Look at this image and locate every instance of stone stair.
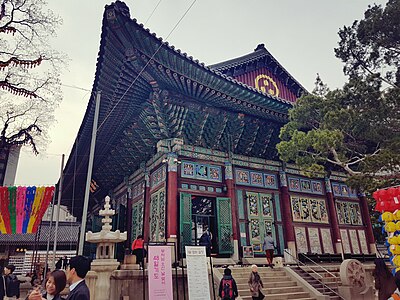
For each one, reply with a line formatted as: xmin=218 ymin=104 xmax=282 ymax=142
xmin=224 ymin=267 xmax=316 ymax=300
xmin=290 ymin=265 xmax=342 ymax=300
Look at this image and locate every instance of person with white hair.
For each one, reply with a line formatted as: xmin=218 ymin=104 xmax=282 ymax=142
xmin=248 ymin=265 xmax=264 ymax=300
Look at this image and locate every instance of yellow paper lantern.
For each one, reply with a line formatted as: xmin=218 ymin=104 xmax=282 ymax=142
xmin=386 ymin=222 xmax=397 ymax=233
xmin=383 ymin=212 xmax=395 ymax=222
xmin=393 ymin=255 xmax=400 ymax=267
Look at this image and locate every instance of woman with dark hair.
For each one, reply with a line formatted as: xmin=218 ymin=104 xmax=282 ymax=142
xmin=131 ymin=235 xmax=146 ymax=268
xmin=27 ymin=269 xmax=67 ymax=300
xmin=373 ymin=258 xmax=396 ymax=300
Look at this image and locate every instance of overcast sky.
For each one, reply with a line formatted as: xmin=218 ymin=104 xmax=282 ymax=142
xmin=14 ymin=0 xmax=387 ymax=186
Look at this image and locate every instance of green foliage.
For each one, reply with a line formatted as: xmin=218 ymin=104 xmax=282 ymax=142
xmin=335 ymin=0 xmax=400 ymax=88
xmin=277 ymin=0 xmax=400 ymax=192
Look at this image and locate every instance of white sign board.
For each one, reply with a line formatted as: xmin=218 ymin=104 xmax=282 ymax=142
xmin=185 ymin=246 xmax=211 ymax=300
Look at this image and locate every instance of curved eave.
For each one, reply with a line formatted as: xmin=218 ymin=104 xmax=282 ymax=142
xmin=105 ymin=3 xmax=293 ymax=115
xmin=60 ymin=1 xmax=295 ymax=216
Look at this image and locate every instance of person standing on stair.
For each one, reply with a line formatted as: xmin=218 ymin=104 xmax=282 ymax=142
xmin=248 ymin=265 xmax=264 ymax=300
xmin=199 ymin=227 xmax=213 ymax=257
xmin=262 ymin=231 xmax=275 ymax=268
xmin=218 ymin=267 xmax=238 ymax=300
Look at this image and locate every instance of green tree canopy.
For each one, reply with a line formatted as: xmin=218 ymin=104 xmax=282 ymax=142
xmin=277 ymin=0 xmax=400 ymax=191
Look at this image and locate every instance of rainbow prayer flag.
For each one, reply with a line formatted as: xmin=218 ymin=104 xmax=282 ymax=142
xmin=0 ymin=186 xmax=55 ymax=234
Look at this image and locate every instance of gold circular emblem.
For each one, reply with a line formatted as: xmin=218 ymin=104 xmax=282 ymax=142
xmin=255 ymin=74 xmax=280 ymax=97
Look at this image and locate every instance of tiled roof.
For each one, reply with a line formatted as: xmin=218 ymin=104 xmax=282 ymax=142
xmin=60 ymin=1 xmax=302 ymax=215
xmin=0 ymin=221 xmax=80 ymax=246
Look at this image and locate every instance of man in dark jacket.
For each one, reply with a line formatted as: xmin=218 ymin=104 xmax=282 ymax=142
xmin=199 ymin=228 xmax=212 ymax=257
xmin=66 ymin=256 xmax=91 ymax=300
xmin=0 ymin=274 xmax=5 ymax=299
xmin=4 ymin=264 xmax=20 ymax=299
xmin=218 ymin=267 xmax=238 ymax=300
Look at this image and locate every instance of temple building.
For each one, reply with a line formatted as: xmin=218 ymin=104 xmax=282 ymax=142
xmin=61 ymin=1 xmax=375 ymax=260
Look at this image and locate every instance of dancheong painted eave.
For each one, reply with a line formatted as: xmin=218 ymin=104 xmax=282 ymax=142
xmin=60 ymin=1 xmax=303 ymax=218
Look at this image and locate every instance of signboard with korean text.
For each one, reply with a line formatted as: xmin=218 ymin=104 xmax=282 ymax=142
xmin=185 ymin=246 xmax=211 ymax=300
xmin=148 ymin=246 xmax=173 ymax=300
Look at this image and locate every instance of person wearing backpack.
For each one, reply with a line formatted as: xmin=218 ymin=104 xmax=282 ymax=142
xmin=248 ymin=265 xmax=264 ymax=300
xmin=218 ymin=267 xmax=238 ymax=300
xmin=4 ymin=264 xmax=20 ymax=300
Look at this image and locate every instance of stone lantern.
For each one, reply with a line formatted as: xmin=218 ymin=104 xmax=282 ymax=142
xmin=86 ymin=196 xmax=127 ymax=300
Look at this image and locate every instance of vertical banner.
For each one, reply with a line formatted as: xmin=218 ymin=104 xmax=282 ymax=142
xmin=185 ymin=246 xmax=211 ymax=300
xmin=148 ymin=246 xmax=173 ymax=300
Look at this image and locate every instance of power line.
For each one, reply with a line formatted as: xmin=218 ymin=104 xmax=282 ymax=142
xmin=61 ymin=83 xmax=91 ymax=92
xmin=144 ymin=0 xmax=163 ymax=24
xmin=96 ymin=0 xmax=198 ymax=132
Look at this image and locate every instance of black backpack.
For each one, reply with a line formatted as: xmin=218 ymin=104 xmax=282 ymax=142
xmin=221 ymin=278 xmax=234 ymax=300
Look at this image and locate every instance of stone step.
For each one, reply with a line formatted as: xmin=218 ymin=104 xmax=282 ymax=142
xmin=237 ymin=281 xmax=297 ymax=289
xmin=232 ymin=272 xmax=286 ymax=278
xmin=238 ymin=286 xmax=305 ymax=297
xmin=235 ymin=276 xmax=292 ymax=284
xmin=240 ymin=292 xmax=313 ymax=300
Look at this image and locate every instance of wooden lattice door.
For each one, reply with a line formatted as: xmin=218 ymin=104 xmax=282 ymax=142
xmin=131 ymin=200 xmax=143 ymax=241
xmin=179 ymin=192 xmax=192 ymax=254
xmin=216 ymin=197 xmax=233 ymax=254
xmin=246 ymin=192 xmax=275 ymax=254
xmin=149 ymin=189 xmax=166 ymax=242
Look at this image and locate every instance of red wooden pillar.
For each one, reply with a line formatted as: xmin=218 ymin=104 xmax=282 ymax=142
xmin=359 ymin=193 xmax=376 ymax=253
xmin=324 ymin=178 xmax=343 ymax=254
xmin=279 ymin=171 xmax=296 ymax=256
xmin=166 ymin=153 xmax=179 ymax=238
xmin=143 ymin=172 xmax=151 ymax=242
xmin=164 ymin=153 xmax=179 ymax=264
xmin=225 ymin=161 xmax=239 ymax=260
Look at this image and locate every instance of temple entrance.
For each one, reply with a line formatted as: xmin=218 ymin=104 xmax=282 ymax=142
xmin=180 ymin=193 xmax=233 ymax=256
xmin=191 ymin=196 xmax=217 ymax=254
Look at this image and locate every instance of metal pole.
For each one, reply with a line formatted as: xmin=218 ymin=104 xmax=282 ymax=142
xmin=78 ymin=91 xmax=101 ymax=255
xmin=52 ymin=154 xmax=65 ymax=268
xmin=174 ymin=241 xmax=179 ymax=300
xmin=143 ymin=242 xmax=147 ymax=300
xmin=209 ymin=255 xmax=216 ymax=300
xmin=43 ymin=189 xmax=57 ymax=280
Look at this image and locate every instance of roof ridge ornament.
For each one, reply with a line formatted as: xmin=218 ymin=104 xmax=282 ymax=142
xmin=106 ymin=1 xmax=131 ymax=20
xmin=254 ymin=44 xmax=266 ymax=52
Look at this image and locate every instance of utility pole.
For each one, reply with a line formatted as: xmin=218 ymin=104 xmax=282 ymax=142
xmin=52 ymin=154 xmax=65 ymax=267
xmin=78 ymin=91 xmax=101 ymax=255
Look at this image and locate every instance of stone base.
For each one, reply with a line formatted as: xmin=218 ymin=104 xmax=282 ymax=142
xmin=167 ymin=236 xmax=178 ymax=264
xmin=120 ymin=264 xmax=140 ymax=270
xmin=242 ymin=257 xmax=283 ymax=267
xmin=338 ymin=285 xmax=374 ymax=300
xmin=91 ymin=258 xmax=120 ymax=270
xmin=90 ymin=259 xmax=120 ymax=300
xmin=121 ymin=254 xmax=139 ymax=270
xmin=232 ymin=240 xmax=239 ymax=262
xmin=369 ymin=243 xmax=377 ymax=254
xmin=287 ymin=241 xmax=296 ymax=259
xmin=335 ymin=242 xmax=344 ymax=256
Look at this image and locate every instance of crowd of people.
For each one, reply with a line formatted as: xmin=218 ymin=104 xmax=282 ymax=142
xmin=3 ymin=245 xmax=400 ymax=300
xmin=0 ymin=255 xmax=91 ymax=300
